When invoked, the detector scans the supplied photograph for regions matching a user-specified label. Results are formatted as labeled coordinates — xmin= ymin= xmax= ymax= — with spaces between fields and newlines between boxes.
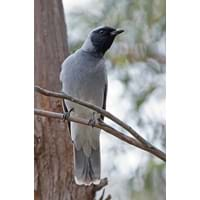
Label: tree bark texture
xmin=34 ymin=0 xmax=95 ymax=199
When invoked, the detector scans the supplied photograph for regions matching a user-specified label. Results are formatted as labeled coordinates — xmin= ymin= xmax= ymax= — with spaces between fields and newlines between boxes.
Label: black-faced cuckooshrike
xmin=60 ymin=26 xmax=124 ymax=185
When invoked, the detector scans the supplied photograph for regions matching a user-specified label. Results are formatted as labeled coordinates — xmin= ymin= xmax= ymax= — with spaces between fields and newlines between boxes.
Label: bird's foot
xmin=97 ymin=117 xmax=104 ymax=124
xmin=63 ymin=108 xmax=74 ymax=121
xmin=88 ymin=112 xmax=97 ymax=128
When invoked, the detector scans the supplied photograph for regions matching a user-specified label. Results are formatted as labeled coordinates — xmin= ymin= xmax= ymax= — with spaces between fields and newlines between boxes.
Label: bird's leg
xmin=63 ymin=108 xmax=74 ymax=121
xmin=88 ymin=112 xmax=97 ymax=128
xmin=97 ymin=117 xmax=104 ymax=124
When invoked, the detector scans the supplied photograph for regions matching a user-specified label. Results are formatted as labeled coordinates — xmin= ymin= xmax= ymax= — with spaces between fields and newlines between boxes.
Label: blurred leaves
xmin=128 ymin=160 xmax=165 ymax=200
xmin=135 ymin=84 xmax=156 ymax=111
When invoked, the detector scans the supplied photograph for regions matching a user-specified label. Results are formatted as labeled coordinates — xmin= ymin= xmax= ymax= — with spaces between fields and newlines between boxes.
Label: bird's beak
xmin=110 ymin=29 xmax=124 ymax=36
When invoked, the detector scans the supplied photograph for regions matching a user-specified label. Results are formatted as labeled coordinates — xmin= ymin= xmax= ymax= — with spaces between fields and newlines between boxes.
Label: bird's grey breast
xmin=61 ymin=50 xmax=107 ymax=106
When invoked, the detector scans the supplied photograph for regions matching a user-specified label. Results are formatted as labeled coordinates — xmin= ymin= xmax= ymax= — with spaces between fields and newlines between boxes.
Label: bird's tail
xmin=74 ymin=144 xmax=101 ymax=185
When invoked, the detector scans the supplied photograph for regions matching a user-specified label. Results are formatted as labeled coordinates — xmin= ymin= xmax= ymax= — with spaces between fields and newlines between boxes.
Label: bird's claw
xmin=88 ymin=112 xmax=96 ymax=128
xmin=88 ymin=118 xmax=96 ymax=127
xmin=63 ymin=108 xmax=74 ymax=121
xmin=97 ymin=117 xmax=104 ymax=124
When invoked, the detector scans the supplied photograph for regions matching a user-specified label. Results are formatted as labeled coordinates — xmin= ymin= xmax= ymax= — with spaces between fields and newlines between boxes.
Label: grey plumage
xmin=60 ymin=26 xmax=124 ymax=185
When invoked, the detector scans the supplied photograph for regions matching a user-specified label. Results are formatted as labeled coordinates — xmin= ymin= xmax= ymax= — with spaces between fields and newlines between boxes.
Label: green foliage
xmin=135 ymin=84 xmax=156 ymax=111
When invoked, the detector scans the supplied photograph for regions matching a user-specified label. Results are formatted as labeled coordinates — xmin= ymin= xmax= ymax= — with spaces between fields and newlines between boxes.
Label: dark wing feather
xmin=101 ymin=84 xmax=107 ymax=121
xmin=62 ymin=99 xmax=71 ymax=132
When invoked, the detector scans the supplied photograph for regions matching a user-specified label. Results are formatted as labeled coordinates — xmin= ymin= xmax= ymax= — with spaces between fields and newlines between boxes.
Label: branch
xmin=93 ymin=178 xmax=108 ymax=192
xmin=35 ymin=109 xmax=144 ymax=149
xmin=98 ymin=188 xmax=112 ymax=200
xmin=105 ymin=195 xmax=112 ymax=200
xmin=98 ymin=189 xmax=105 ymax=200
xmin=35 ymin=86 xmax=166 ymax=161
xmin=34 ymin=108 xmax=165 ymax=161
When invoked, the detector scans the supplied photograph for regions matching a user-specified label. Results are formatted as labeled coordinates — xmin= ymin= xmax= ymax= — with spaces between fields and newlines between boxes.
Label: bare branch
xmin=93 ymin=178 xmax=108 ymax=192
xmin=34 ymin=108 xmax=165 ymax=161
xmin=98 ymin=189 xmax=112 ymax=200
xmin=35 ymin=86 xmax=166 ymax=161
xmin=35 ymin=109 xmax=143 ymax=149
xmin=104 ymin=194 xmax=112 ymax=200
xmin=98 ymin=189 xmax=105 ymax=200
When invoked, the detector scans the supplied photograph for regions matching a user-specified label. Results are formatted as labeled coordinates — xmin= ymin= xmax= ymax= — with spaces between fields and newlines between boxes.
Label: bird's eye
xmin=99 ymin=30 xmax=105 ymax=34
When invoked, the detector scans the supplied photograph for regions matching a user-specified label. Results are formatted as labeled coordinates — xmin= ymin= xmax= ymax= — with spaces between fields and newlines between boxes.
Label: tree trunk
xmin=34 ymin=0 xmax=99 ymax=199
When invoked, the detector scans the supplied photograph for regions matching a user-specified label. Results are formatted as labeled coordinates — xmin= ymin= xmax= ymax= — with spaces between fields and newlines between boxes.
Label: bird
xmin=60 ymin=26 xmax=124 ymax=185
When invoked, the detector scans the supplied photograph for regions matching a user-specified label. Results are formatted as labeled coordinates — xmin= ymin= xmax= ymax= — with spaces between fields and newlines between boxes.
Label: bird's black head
xmin=90 ymin=26 xmax=124 ymax=55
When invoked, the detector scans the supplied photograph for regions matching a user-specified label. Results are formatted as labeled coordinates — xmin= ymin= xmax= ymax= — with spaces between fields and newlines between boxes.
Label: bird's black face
xmin=90 ymin=26 xmax=124 ymax=55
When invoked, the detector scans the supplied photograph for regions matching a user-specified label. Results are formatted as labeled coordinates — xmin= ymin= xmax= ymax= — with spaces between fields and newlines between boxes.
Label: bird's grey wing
xmin=62 ymin=99 xmax=71 ymax=133
xmin=60 ymin=54 xmax=76 ymax=133
xmin=100 ymin=83 xmax=107 ymax=121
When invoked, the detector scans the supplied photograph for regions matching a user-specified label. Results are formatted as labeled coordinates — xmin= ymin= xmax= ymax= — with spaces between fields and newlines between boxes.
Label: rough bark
xmin=34 ymin=0 xmax=97 ymax=199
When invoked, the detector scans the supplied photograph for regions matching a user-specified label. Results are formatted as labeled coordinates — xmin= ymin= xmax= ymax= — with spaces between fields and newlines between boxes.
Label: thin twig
xmin=93 ymin=178 xmax=108 ymax=192
xmin=34 ymin=86 xmax=166 ymax=161
xmin=98 ymin=189 xmax=105 ymax=200
xmin=104 ymin=194 xmax=112 ymax=200
xmin=35 ymin=109 xmax=143 ymax=149
xmin=34 ymin=108 xmax=165 ymax=161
